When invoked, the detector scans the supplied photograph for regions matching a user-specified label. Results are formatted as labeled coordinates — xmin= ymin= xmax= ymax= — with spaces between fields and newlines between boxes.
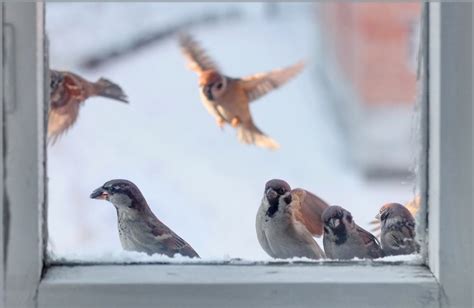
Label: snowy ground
xmin=46 ymin=3 xmax=416 ymax=261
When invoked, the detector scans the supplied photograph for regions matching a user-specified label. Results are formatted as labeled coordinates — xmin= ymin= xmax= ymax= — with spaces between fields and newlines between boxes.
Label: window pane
xmin=47 ymin=3 xmax=422 ymax=262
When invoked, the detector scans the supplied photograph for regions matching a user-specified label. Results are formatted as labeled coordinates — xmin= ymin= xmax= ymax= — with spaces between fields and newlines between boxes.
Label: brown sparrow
xmin=179 ymin=33 xmax=304 ymax=150
xmin=377 ymin=203 xmax=420 ymax=256
xmin=256 ymin=179 xmax=328 ymax=259
xmin=49 ymin=69 xmax=128 ymax=143
xmin=369 ymin=196 xmax=420 ymax=235
xmin=322 ymin=205 xmax=384 ymax=260
xmin=90 ymin=179 xmax=199 ymax=258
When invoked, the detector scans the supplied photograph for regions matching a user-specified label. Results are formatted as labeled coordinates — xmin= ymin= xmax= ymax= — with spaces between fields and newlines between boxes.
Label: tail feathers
xmin=237 ymin=122 xmax=280 ymax=150
xmin=94 ymin=78 xmax=128 ymax=103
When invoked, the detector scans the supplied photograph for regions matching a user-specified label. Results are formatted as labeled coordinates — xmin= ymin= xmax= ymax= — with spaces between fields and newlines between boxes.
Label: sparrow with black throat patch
xmin=179 ymin=33 xmax=305 ymax=150
xmin=256 ymin=179 xmax=328 ymax=259
xmin=322 ymin=205 xmax=384 ymax=260
xmin=90 ymin=179 xmax=199 ymax=258
xmin=377 ymin=203 xmax=420 ymax=256
xmin=49 ymin=70 xmax=128 ymax=143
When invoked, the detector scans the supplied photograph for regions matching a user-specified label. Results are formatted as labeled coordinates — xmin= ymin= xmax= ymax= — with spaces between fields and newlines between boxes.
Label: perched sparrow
xmin=90 ymin=179 xmax=199 ymax=258
xmin=49 ymin=70 xmax=128 ymax=143
xmin=369 ymin=196 xmax=420 ymax=235
xmin=179 ymin=33 xmax=304 ymax=150
xmin=256 ymin=179 xmax=328 ymax=259
xmin=377 ymin=203 xmax=420 ymax=256
xmin=322 ymin=205 xmax=384 ymax=260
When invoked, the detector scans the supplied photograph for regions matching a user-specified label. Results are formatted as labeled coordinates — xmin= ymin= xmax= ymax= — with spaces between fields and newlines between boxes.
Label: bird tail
xmin=93 ymin=78 xmax=128 ymax=103
xmin=237 ymin=122 xmax=280 ymax=150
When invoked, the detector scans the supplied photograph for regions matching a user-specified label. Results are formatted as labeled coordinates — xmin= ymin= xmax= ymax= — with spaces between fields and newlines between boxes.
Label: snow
xmin=46 ymin=3 xmax=416 ymax=262
xmin=47 ymin=248 xmax=422 ymax=266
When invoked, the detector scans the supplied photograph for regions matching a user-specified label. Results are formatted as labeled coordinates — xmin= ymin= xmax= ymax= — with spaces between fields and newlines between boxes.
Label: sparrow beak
xmin=375 ymin=213 xmax=381 ymax=220
xmin=90 ymin=187 xmax=109 ymax=200
xmin=266 ymin=188 xmax=278 ymax=201
xmin=329 ymin=218 xmax=340 ymax=229
xmin=283 ymin=193 xmax=292 ymax=204
xmin=203 ymin=85 xmax=213 ymax=100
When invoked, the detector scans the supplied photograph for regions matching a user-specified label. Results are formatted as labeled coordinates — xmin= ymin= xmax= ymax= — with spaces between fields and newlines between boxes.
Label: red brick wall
xmin=319 ymin=3 xmax=421 ymax=106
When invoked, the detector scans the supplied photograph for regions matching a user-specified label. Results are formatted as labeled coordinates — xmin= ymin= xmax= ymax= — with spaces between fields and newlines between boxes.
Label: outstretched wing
xmin=292 ymin=188 xmax=329 ymax=237
xmin=356 ymin=225 xmax=384 ymax=258
xmin=47 ymin=104 xmax=80 ymax=144
xmin=179 ymin=33 xmax=220 ymax=74
xmin=240 ymin=60 xmax=305 ymax=103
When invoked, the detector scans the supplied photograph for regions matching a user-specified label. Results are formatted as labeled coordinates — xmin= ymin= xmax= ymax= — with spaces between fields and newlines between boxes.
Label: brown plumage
xmin=179 ymin=33 xmax=305 ymax=150
xmin=48 ymin=70 xmax=128 ymax=143
xmin=323 ymin=205 xmax=384 ymax=260
xmin=256 ymin=179 xmax=328 ymax=259
xmin=369 ymin=196 xmax=420 ymax=236
xmin=90 ymin=179 xmax=199 ymax=258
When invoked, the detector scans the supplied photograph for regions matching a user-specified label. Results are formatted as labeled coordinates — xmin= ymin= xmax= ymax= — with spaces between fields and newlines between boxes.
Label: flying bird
xmin=49 ymin=70 xmax=128 ymax=143
xmin=322 ymin=205 xmax=384 ymax=260
xmin=90 ymin=179 xmax=199 ymax=258
xmin=377 ymin=203 xmax=420 ymax=256
xmin=369 ymin=196 xmax=420 ymax=236
xmin=256 ymin=179 xmax=328 ymax=259
xmin=179 ymin=33 xmax=305 ymax=150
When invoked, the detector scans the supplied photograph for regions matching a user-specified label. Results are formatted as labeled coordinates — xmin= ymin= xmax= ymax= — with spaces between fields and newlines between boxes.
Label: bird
xmin=179 ymin=33 xmax=305 ymax=150
xmin=256 ymin=179 xmax=328 ymax=259
xmin=90 ymin=179 xmax=199 ymax=258
xmin=48 ymin=69 xmax=128 ymax=143
xmin=322 ymin=205 xmax=384 ymax=260
xmin=369 ymin=196 xmax=420 ymax=236
xmin=377 ymin=203 xmax=420 ymax=256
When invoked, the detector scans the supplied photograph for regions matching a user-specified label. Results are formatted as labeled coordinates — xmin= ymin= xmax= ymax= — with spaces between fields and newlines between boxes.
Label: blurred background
xmin=47 ymin=2 xmax=421 ymax=261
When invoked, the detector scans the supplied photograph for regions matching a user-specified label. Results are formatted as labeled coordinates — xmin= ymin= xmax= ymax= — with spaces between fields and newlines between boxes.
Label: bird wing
xmin=356 ymin=225 xmax=384 ymax=258
xmin=179 ymin=33 xmax=220 ymax=74
xmin=405 ymin=195 xmax=421 ymax=217
xmin=291 ymin=188 xmax=329 ymax=237
xmin=47 ymin=103 xmax=80 ymax=145
xmin=149 ymin=222 xmax=199 ymax=258
xmin=239 ymin=60 xmax=304 ymax=103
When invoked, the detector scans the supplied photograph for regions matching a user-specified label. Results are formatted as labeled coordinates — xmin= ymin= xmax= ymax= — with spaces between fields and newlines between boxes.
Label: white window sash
xmin=1 ymin=3 xmax=472 ymax=308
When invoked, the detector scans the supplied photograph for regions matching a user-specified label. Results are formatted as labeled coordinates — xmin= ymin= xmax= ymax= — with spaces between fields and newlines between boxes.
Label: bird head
xmin=264 ymin=179 xmax=292 ymax=217
xmin=199 ymin=70 xmax=227 ymax=101
xmin=376 ymin=203 xmax=413 ymax=226
xmin=50 ymin=70 xmax=64 ymax=93
xmin=322 ymin=206 xmax=354 ymax=243
xmin=90 ymin=179 xmax=146 ymax=212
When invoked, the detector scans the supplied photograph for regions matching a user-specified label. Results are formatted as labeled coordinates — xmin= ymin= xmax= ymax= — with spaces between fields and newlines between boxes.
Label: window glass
xmin=47 ymin=2 xmax=421 ymax=262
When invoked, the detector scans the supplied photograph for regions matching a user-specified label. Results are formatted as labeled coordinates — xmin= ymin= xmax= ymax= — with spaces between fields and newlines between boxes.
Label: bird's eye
xmin=277 ymin=188 xmax=284 ymax=195
xmin=216 ymin=83 xmax=223 ymax=90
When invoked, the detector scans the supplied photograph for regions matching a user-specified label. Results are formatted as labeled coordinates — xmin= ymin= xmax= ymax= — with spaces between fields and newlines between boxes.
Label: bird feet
xmin=231 ymin=117 xmax=241 ymax=128
xmin=216 ymin=118 xmax=225 ymax=130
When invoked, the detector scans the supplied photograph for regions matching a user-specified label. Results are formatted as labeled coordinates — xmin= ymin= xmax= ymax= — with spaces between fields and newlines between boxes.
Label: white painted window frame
xmin=0 ymin=3 xmax=472 ymax=307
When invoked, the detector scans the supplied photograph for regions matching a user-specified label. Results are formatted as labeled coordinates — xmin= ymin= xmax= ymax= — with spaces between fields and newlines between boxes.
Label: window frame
xmin=1 ymin=2 xmax=472 ymax=307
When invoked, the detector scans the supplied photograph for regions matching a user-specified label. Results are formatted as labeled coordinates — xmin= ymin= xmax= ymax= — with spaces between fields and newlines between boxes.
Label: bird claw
xmin=231 ymin=117 xmax=241 ymax=128
xmin=217 ymin=118 xmax=225 ymax=130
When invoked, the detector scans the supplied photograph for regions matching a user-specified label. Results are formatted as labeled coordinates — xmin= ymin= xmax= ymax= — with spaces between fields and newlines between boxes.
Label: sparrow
xmin=369 ymin=196 xmax=420 ymax=235
xmin=256 ymin=179 xmax=328 ymax=259
xmin=90 ymin=179 xmax=199 ymax=258
xmin=322 ymin=205 xmax=384 ymax=260
xmin=179 ymin=33 xmax=305 ymax=150
xmin=377 ymin=203 xmax=420 ymax=256
xmin=49 ymin=69 xmax=128 ymax=143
